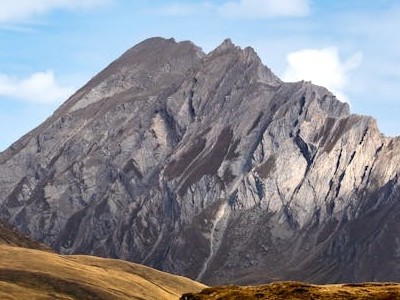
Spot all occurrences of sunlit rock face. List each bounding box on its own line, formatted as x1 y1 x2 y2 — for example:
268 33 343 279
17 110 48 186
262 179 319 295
1 37 400 284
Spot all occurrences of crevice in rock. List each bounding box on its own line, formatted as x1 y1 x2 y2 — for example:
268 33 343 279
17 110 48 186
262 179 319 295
359 127 369 145
228 190 238 209
188 92 196 121
243 114 274 173
360 166 369 184
294 131 316 168
158 106 184 145
335 172 346 198
361 143 385 194
283 205 298 229
247 112 264 134
255 177 265 201
298 95 306 116
334 149 343 175
348 151 357 165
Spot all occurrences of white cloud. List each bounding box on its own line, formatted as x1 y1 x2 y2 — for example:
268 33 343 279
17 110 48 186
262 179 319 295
219 0 310 18
282 47 363 102
0 70 73 104
0 0 110 23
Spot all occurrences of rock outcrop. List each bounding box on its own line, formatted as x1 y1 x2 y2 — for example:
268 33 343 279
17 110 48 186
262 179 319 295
0 37 399 284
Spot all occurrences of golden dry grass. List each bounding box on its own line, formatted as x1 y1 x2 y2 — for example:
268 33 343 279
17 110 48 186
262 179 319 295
0 245 206 300
181 281 400 300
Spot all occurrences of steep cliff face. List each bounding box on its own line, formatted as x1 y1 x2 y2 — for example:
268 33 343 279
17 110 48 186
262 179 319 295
1 37 399 284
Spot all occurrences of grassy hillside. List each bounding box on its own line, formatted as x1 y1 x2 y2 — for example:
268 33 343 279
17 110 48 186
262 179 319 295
0 244 206 300
181 281 400 300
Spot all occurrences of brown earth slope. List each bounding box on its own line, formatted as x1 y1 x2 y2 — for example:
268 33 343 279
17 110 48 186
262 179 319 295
0 220 51 251
181 281 400 300
0 244 206 300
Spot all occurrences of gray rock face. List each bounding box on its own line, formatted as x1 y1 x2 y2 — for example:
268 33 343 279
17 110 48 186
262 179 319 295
1 37 400 284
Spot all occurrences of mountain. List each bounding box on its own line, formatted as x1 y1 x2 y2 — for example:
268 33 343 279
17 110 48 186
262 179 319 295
0 244 205 300
1 37 400 285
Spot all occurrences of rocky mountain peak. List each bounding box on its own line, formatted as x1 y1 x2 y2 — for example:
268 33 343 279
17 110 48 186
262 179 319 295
1 37 400 285
64 37 205 112
206 38 281 87
214 38 236 52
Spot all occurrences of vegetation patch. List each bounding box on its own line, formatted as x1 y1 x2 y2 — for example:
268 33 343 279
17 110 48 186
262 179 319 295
181 281 400 300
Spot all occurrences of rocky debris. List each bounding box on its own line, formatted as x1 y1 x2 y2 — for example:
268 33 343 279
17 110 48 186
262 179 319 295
0 37 399 284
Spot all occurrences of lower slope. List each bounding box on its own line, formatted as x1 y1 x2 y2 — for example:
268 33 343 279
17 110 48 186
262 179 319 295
181 281 400 300
0 245 206 300
0 220 51 251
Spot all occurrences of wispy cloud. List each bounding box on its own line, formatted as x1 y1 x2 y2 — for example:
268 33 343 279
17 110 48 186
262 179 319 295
161 0 311 18
219 0 310 18
0 71 74 104
0 24 38 33
162 2 215 16
0 0 111 23
282 47 363 102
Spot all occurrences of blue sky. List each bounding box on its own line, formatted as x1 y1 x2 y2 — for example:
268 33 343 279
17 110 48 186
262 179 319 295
1 0 399 151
